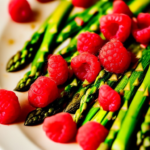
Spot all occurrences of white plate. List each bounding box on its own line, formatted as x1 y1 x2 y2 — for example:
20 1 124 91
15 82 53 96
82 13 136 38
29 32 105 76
0 0 82 149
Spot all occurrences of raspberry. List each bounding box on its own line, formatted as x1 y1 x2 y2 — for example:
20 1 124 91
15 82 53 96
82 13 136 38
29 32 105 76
28 76 58 108
113 0 133 17
43 113 77 143
98 85 121 112
0 89 21 124
99 39 131 74
8 0 32 23
48 55 69 85
72 0 97 8
100 14 131 42
132 13 150 44
76 121 108 150
71 53 101 83
77 32 104 55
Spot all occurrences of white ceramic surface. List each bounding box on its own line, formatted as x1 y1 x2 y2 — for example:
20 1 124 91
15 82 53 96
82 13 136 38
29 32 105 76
0 0 82 149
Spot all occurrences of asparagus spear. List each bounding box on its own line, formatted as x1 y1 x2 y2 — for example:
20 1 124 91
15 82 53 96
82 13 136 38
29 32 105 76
14 0 73 91
136 106 150 148
55 0 111 45
111 63 150 150
57 2 111 56
6 14 52 72
24 77 81 126
64 84 90 113
73 70 112 124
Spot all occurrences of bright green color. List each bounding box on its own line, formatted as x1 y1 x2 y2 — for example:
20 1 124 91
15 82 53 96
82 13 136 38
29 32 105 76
112 65 150 150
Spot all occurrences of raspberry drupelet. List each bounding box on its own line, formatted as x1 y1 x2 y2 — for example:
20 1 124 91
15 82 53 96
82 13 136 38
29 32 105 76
28 76 58 108
71 52 101 83
43 113 77 143
0 89 21 124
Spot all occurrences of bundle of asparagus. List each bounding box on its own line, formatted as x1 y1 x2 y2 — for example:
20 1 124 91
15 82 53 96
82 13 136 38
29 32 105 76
111 64 150 150
97 47 150 149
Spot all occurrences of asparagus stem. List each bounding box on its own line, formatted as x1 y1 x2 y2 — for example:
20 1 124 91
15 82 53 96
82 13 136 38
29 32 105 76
14 1 73 91
6 13 52 72
57 2 111 56
55 0 111 45
112 64 150 150
24 77 81 126
73 70 112 124
64 84 90 113
91 108 108 123
128 0 150 16
82 101 100 125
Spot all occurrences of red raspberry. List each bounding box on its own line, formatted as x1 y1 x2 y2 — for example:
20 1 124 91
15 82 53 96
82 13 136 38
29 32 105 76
8 0 32 23
113 0 133 18
71 53 101 83
99 39 131 74
0 89 21 124
76 121 108 150
132 13 150 44
28 76 58 108
100 14 131 42
77 32 104 55
98 85 121 112
43 113 77 143
72 0 97 8
48 55 69 85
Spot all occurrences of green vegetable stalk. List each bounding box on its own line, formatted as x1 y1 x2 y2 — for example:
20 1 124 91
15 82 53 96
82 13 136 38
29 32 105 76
57 2 112 56
55 0 110 45
14 0 73 91
6 14 52 72
112 64 150 150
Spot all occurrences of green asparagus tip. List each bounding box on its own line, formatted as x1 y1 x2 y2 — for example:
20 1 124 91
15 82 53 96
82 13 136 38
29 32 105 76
14 84 30 92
